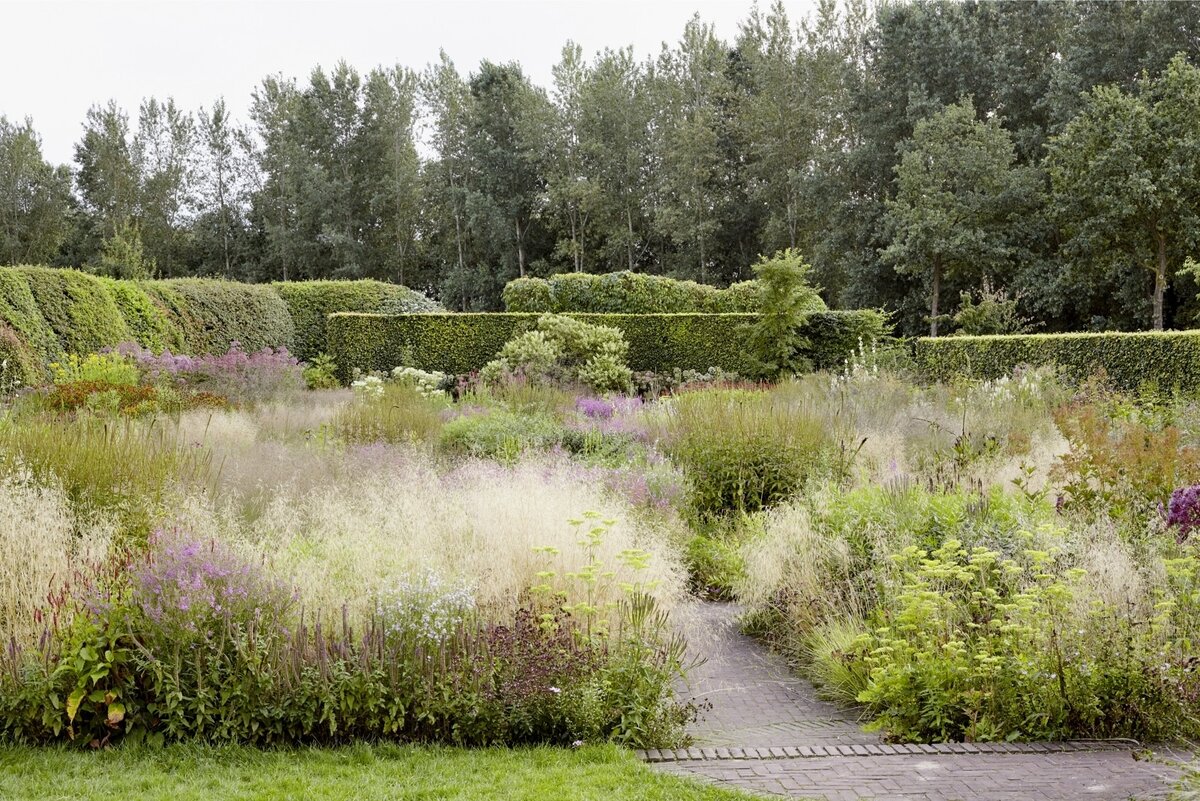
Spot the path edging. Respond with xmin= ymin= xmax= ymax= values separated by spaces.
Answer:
xmin=636 ymin=740 xmax=1140 ymax=763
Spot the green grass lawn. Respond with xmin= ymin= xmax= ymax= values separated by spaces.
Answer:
xmin=0 ymin=743 xmax=758 ymax=801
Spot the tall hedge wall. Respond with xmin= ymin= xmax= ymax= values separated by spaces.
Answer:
xmin=143 ymin=279 xmax=295 ymax=354
xmin=19 ymin=267 xmax=133 ymax=357
xmin=913 ymin=330 xmax=1200 ymax=392
xmin=0 ymin=266 xmax=437 ymax=386
xmin=327 ymin=310 xmax=887 ymax=380
xmin=502 ymin=271 xmax=826 ymax=315
xmin=273 ymin=279 xmax=441 ymax=361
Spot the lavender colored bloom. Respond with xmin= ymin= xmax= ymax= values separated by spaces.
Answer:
xmin=1166 ymin=484 xmax=1200 ymax=542
xmin=110 ymin=340 xmax=304 ymax=404
xmin=576 ymin=397 xmax=616 ymax=420
xmin=128 ymin=528 xmax=294 ymax=633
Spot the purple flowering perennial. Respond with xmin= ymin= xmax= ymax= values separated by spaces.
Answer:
xmin=1167 ymin=484 xmax=1200 ymax=542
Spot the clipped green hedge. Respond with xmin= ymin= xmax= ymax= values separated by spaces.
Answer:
xmin=503 ymin=271 xmax=824 ymax=314
xmin=142 ymin=279 xmax=295 ymax=354
xmin=273 ymin=279 xmax=440 ymax=362
xmin=99 ymin=278 xmax=186 ymax=352
xmin=0 ymin=267 xmax=435 ymax=386
xmin=328 ymin=310 xmax=886 ymax=380
xmin=17 ymin=267 xmax=132 ymax=357
xmin=913 ymin=330 xmax=1200 ymax=392
xmin=0 ymin=269 xmax=59 ymax=384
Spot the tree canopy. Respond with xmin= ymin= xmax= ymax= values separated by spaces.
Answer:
xmin=3 ymin=0 xmax=1200 ymax=332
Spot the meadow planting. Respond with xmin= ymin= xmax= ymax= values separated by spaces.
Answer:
xmin=0 ymin=281 xmax=1199 ymax=763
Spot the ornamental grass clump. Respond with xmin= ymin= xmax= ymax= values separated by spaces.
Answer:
xmin=335 ymin=381 xmax=447 ymax=445
xmin=658 ymin=388 xmax=830 ymax=517
xmin=0 ymin=413 xmax=213 ymax=538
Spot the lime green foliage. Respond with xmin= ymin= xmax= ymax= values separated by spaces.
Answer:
xmin=50 ymin=352 xmax=138 ymax=386
xmin=745 ymin=250 xmax=818 ymax=378
xmin=914 ymin=329 xmax=1200 ymax=392
xmin=482 ymin=314 xmax=632 ymax=393
xmin=0 ymin=744 xmax=755 ymax=801
xmin=98 ymin=277 xmax=185 ymax=352
xmin=440 ymin=410 xmax=565 ymax=461
xmin=18 ymin=266 xmax=131 ymax=356
xmin=503 ymin=270 xmax=816 ymax=314
xmin=144 ymin=279 xmax=295 ymax=354
xmin=855 ymin=537 xmax=1200 ymax=742
xmin=303 ymin=353 xmax=340 ymax=390
xmin=273 ymin=279 xmax=440 ymax=362
xmin=743 ymin=472 xmax=1200 ymax=743
xmin=328 ymin=310 xmax=886 ymax=380
xmin=661 ymin=389 xmax=830 ymax=518
xmin=685 ymin=519 xmax=756 ymax=600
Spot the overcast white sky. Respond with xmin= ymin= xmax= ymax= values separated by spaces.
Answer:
xmin=2 ymin=0 xmax=820 ymax=166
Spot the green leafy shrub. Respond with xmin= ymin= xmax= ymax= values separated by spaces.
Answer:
xmin=853 ymin=538 xmax=1200 ymax=742
xmin=142 ymin=279 xmax=294 ymax=354
xmin=952 ymin=280 xmax=1036 ymax=336
xmin=914 ymin=329 xmax=1200 ymax=393
xmin=273 ymin=279 xmax=440 ymax=362
xmin=745 ymin=250 xmax=818 ymax=378
xmin=17 ymin=267 xmax=131 ymax=357
xmin=659 ymin=389 xmax=830 ymax=517
xmin=327 ymin=310 xmax=886 ymax=380
xmin=502 ymin=270 xmax=822 ymax=314
xmin=302 ymin=353 xmax=340 ymax=390
xmin=481 ymin=314 xmax=633 ymax=393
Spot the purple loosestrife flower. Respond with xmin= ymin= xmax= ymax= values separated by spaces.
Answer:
xmin=110 ymin=340 xmax=304 ymax=404
xmin=576 ymin=397 xmax=616 ymax=420
xmin=1166 ymin=484 xmax=1200 ymax=542
xmin=129 ymin=528 xmax=293 ymax=634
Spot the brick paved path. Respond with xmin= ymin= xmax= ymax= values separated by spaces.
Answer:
xmin=644 ymin=603 xmax=1188 ymax=801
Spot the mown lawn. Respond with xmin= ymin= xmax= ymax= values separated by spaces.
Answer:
xmin=0 ymin=743 xmax=758 ymax=801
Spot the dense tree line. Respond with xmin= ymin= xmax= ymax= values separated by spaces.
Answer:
xmin=3 ymin=0 xmax=1200 ymax=333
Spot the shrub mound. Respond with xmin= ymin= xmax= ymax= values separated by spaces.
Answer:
xmin=503 ymin=271 xmax=825 ymax=314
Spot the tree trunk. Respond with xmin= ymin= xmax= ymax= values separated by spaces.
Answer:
xmin=516 ymin=218 xmax=526 ymax=277
xmin=1155 ymin=232 xmax=1167 ymax=331
xmin=930 ymin=256 xmax=941 ymax=338
xmin=626 ymin=207 xmax=635 ymax=271
xmin=568 ymin=211 xmax=580 ymax=272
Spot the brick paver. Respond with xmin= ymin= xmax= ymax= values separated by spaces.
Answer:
xmin=651 ymin=602 xmax=1189 ymax=801
xmin=676 ymin=601 xmax=879 ymax=748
